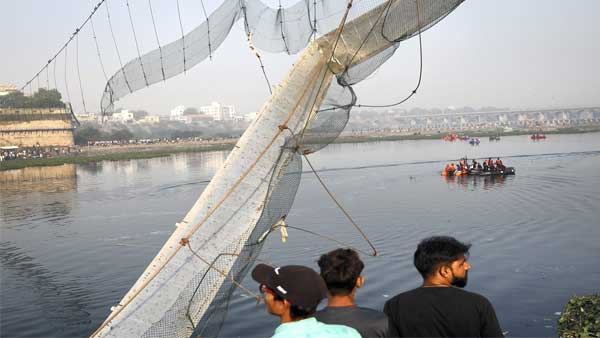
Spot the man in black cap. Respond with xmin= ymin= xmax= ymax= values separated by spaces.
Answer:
xmin=315 ymin=248 xmax=396 ymax=337
xmin=251 ymin=263 xmax=361 ymax=338
xmin=384 ymin=236 xmax=503 ymax=337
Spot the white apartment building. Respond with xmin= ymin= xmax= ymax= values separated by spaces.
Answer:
xmin=199 ymin=102 xmax=236 ymax=121
xmin=170 ymin=105 xmax=186 ymax=121
xmin=0 ymin=84 xmax=18 ymax=96
xmin=112 ymin=109 xmax=135 ymax=123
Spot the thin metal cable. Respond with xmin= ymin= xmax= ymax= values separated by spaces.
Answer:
xmin=356 ymin=0 xmax=423 ymax=108
xmin=148 ymin=0 xmax=166 ymax=81
xmin=317 ymin=0 xmax=424 ymax=113
xmin=346 ymin=1 xmax=393 ymax=68
xmin=176 ymin=0 xmax=187 ymax=72
xmin=303 ymin=154 xmax=377 ymax=256
xmin=64 ymin=47 xmax=72 ymax=104
xmin=280 ymin=125 xmax=378 ymax=257
xmin=278 ymin=1 xmax=290 ymax=54
xmin=90 ymin=16 xmax=110 ymax=85
xmin=198 ymin=0 xmax=212 ymax=60
xmin=76 ymin=33 xmax=88 ymax=113
xmin=105 ymin=0 xmax=132 ymax=92
xmin=241 ymin=4 xmax=272 ymax=94
xmin=313 ymin=0 xmax=318 ymax=40
xmin=53 ymin=59 xmax=58 ymax=90
xmin=20 ymin=0 xmax=107 ymax=91
xmin=125 ymin=0 xmax=149 ymax=86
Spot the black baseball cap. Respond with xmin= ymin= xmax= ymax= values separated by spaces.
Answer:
xmin=251 ymin=264 xmax=328 ymax=310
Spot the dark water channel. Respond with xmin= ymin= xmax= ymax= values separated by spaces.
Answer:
xmin=1 ymin=133 xmax=600 ymax=337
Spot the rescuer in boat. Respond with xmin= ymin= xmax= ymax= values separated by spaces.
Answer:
xmin=315 ymin=248 xmax=396 ymax=337
xmin=252 ymin=264 xmax=361 ymax=338
xmin=383 ymin=236 xmax=503 ymax=337
xmin=495 ymin=158 xmax=505 ymax=171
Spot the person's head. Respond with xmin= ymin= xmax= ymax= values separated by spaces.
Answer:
xmin=252 ymin=264 xmax=328 ymax=322
xmin=318 ymin=248 xmax=365 ymax=297
xmin=497 ymin=157 xmax=500 ymax=160
xmin=414 ymin=236 xmax=472 ymax=288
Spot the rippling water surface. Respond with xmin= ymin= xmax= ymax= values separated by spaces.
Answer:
xmin=1 ymin=133 xmax=599 ymax=337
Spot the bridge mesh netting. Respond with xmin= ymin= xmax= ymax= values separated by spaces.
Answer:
xmin=93 ymin=1 xmax=463 ymax=337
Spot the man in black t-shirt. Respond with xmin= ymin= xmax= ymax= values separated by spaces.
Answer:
xmin=384 ymin=236 xmax=503 ymax=337
xmin=315 ymin=248 xmax=396 ymax=337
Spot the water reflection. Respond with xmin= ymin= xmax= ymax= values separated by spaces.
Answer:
xmin=443 ymin=174 xmax=513 ymax=190
xmin=0 ymin=242 xmax=92 ymax=337
xmin=0 ymin=164 xmax=77 ymax=226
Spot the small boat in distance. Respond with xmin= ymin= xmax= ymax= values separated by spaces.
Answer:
xmin=531 ymin=133 xmax=546 ymax=140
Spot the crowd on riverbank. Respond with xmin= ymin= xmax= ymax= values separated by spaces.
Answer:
xmin=0 ymin=146 xmax=80 ymax=162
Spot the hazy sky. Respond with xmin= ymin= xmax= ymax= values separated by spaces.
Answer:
xmin=2 ymin=0 xmax=599 ymax=115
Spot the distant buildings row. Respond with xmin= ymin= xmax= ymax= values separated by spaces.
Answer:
xmin=76 ymin=102 xmax=259 ymax=125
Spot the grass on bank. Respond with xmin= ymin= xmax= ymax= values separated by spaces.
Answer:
xmin=558 ymin=294 xmax=599 ymax=338
xmin=3 ymin=127 xmax=600 ymax=171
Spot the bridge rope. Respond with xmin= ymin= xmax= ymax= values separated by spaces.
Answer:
xmin=148 ymin=0 xmax=166 ymax=81
xmin=64 ymin=46 xmax=72 ymax=105
xmin=90 ymin=16 xmax=110 ymax=87
xmin=76 ymin=33 xmax=88 ymax=113
xmin=199 ymin=0 xmax=212 ymax=60
xmin=105 ymin=0 xmax=132 ymax=93
xmin=126 ymin=0 xmax=149 ymax=87
xmin=176 ymin=0 xmax=187 ymax=73
xmin=19 ymin=0 xmax=107 ymax=92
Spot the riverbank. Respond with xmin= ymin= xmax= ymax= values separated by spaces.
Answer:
xmin=2 ymin=126 xmax=599 ymax=171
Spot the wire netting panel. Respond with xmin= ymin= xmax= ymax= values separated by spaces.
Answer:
xmin=138 ymin=151 xmax=302 ymax=338
xmin=94 ymin=2 xmax=465 ymax=337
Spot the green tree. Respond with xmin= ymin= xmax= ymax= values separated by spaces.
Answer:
xmin=110 ymin=128 xmax=134 ymax=141
xmin=74 ymin=126 xmax=106 ymax=145
xmin=0 ymin=88 xmax=65 ymax=108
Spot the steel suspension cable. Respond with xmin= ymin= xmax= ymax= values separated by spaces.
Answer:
xmin=303 ymin=154 xmax=377 ymax=256
xmin=176 ymin=0 xmax=187 ymax=73
xmin=20 ymin=0 xmax=107 ymax=91
xmin=90 ymin=16 xmax=110 ymax=86
xmin=105 ymin=0 xmax=132 ymax=93
xmin=241 ymin=4 xmax=272 ymax=94
xmin=198 ymin=0 xmax=212 ymax=60
xmin=278 ymin=0 xmax=290 ymax=54
xmin=356 ymin=0 xmax=423 ymax=108
xmin=53 ymin=59 xmax=58 ymax=90
xmin=317 ymin=0 xmax=424 ymax=113
xmin=76 ymin=34 xmax=88 ymax=113
xmin=148 ymin=0 xmax=166 ymax=81
xmin=64 ymin=47 xmax=72 ymax=104
xmin=125 ymin=0 xmax=149 ymax=86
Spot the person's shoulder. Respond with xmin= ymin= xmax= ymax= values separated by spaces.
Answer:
xmin=354 ymin=306 xmax=389 ymax=320
xmin=317 ymin=321 xmax=362 ymax=338
xmin=451 ymin=288 xmax=494 ymax=306
xmin=385 ymin=287 xmax=422 ymax=306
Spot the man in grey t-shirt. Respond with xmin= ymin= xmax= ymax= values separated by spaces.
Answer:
xmin=315 ymin=248 xmax=397 ymax=337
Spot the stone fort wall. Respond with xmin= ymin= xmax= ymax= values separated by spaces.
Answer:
xmin=0 ymin=108 xmax=74 ymax=147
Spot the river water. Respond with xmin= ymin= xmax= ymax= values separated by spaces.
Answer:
xmin=1 ymin=133 xmax=599 ymax=338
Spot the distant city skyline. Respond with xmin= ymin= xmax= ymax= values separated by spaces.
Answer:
xmin=2 ymin=0 xmax=599 ymax=115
